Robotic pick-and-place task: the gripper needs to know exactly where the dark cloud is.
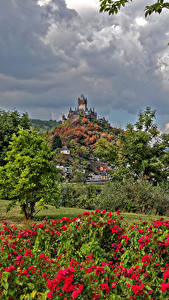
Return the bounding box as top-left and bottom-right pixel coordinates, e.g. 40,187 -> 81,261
0,0 -> 168,129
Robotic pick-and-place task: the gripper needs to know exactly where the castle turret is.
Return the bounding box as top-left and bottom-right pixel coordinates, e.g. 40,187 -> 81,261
78,94 -> 87,111
62,114 -> 67,123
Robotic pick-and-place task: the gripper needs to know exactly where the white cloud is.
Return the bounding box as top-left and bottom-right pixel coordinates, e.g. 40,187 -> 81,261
164,123 -> 169,133
135,17 -> 147,26
0,0 -> 169,128
37,0 -> 51,7
65,0 -> 99,12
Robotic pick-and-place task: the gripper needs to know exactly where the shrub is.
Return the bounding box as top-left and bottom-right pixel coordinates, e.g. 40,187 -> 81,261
0,211 -> 168,299
59,183 -> 102,209
97,178 -> 169,215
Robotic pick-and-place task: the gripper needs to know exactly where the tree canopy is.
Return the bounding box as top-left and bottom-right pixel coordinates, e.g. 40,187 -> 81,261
0,110 -> 30,166
99,0 -> 169,17
52,134 -> 62,150
0,128 -> 60,219
95,107 -> 169,184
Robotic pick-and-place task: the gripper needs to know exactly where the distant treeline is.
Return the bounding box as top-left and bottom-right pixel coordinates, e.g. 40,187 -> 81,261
31,119 -> 61,132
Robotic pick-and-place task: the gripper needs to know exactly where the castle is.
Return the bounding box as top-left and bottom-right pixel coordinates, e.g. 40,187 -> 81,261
62,95 -> 97,123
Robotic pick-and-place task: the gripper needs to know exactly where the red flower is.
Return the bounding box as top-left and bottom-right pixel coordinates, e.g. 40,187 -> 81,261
163,268 -> 169,280
100,283 -> 110,293
161,282 -> 169,292
131,284 -> 145,295
111,281 -> 116,288
71,285 -> 84,299
47,291 -> 53,299
4,265 -> 15,272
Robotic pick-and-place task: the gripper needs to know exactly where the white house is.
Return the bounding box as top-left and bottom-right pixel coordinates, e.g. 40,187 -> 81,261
60,146 -> 70,155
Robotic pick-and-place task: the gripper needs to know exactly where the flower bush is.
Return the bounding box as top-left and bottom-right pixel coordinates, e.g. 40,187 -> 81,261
0,211 -> 168,299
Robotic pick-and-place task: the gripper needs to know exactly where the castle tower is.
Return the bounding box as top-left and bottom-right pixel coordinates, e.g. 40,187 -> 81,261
62,114 -> 67,123
78,94 -> 87,111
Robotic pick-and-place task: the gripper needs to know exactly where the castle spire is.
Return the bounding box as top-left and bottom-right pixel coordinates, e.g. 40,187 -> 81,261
78,94 -> 87,111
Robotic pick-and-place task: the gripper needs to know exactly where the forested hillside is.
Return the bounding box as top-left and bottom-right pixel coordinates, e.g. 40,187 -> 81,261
31,119 -> 60,133
50,117 -> 121,151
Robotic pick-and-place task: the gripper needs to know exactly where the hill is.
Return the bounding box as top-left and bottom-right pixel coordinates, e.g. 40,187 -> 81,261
31,119 -> 60,133
49,117 -> 121,182
51,117 -> 120,150
47,95 -> 122,182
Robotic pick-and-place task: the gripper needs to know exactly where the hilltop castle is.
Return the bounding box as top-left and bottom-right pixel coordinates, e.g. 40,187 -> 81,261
62,95 -> 97,123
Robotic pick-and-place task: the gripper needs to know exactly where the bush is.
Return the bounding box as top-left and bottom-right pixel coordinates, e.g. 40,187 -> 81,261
59,179 -> 169,216
97,178 -> 169,215
0,211 -> 169,299
59,183 -> 102,209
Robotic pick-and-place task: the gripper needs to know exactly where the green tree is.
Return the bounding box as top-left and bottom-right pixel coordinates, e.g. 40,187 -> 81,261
99,0 -> 169,17
52,134 -> 62,150
70,159 -> 87,183
95,107 -> 169,184
97,178 -> 169,215
116,107 -> 169,182
79,146 -> 90,159
0,128 -> 60,219
0,110 -> 30,166
95,138 -> 117,165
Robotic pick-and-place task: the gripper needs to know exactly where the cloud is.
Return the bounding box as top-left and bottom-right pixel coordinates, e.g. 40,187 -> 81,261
164,123 -> 169,133
0,0 -> 169,128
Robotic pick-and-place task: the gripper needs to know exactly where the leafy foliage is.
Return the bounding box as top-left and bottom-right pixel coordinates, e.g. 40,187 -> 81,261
31,119 -> 60,133
95,138 -> 117,165
0,211 -> 168,299
50,117 -> 120,179
0,128 -> 60,219
0,110 -> 30,166
51,134 -> 62,150
95,107 -> 169,184
59,179 -> 169,216
59,183 -> 102,209
52,118 -> 119,152
97,178 -> 169,215
99,0 -> 169,17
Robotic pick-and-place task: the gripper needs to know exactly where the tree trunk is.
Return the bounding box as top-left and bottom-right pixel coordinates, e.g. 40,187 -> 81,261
21,203 -> 29,219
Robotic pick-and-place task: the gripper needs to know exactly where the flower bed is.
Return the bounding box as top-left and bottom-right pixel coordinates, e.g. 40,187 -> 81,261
0,210 -> 169,299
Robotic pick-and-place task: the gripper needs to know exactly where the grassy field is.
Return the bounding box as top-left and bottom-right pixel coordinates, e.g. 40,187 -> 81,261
0,200 -> 168,229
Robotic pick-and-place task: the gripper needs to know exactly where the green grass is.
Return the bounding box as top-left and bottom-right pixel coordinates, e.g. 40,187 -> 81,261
0,200 -> 168,229
0,200 -> 90,228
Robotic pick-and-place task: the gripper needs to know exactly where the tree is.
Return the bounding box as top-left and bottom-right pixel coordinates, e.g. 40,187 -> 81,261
97,178 -> 169,215
95,107 -> 169,184
99,0 -> 169,17
0,128 -> 60,219
95,138 -> 117,165
116,107 -> 169,183
52,134 -> 62,150
0,110 -> 30,166
70,159 -> 87,183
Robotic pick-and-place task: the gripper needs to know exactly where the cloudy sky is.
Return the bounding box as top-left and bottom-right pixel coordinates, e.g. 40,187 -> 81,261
0,0 -> 169,130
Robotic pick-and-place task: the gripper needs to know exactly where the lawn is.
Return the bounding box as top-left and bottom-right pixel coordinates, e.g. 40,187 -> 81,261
0,199 -> 168,229
0,200 -> 88,228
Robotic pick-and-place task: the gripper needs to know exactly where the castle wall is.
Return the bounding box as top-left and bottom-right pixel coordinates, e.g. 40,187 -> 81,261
62,95 -> 108,125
